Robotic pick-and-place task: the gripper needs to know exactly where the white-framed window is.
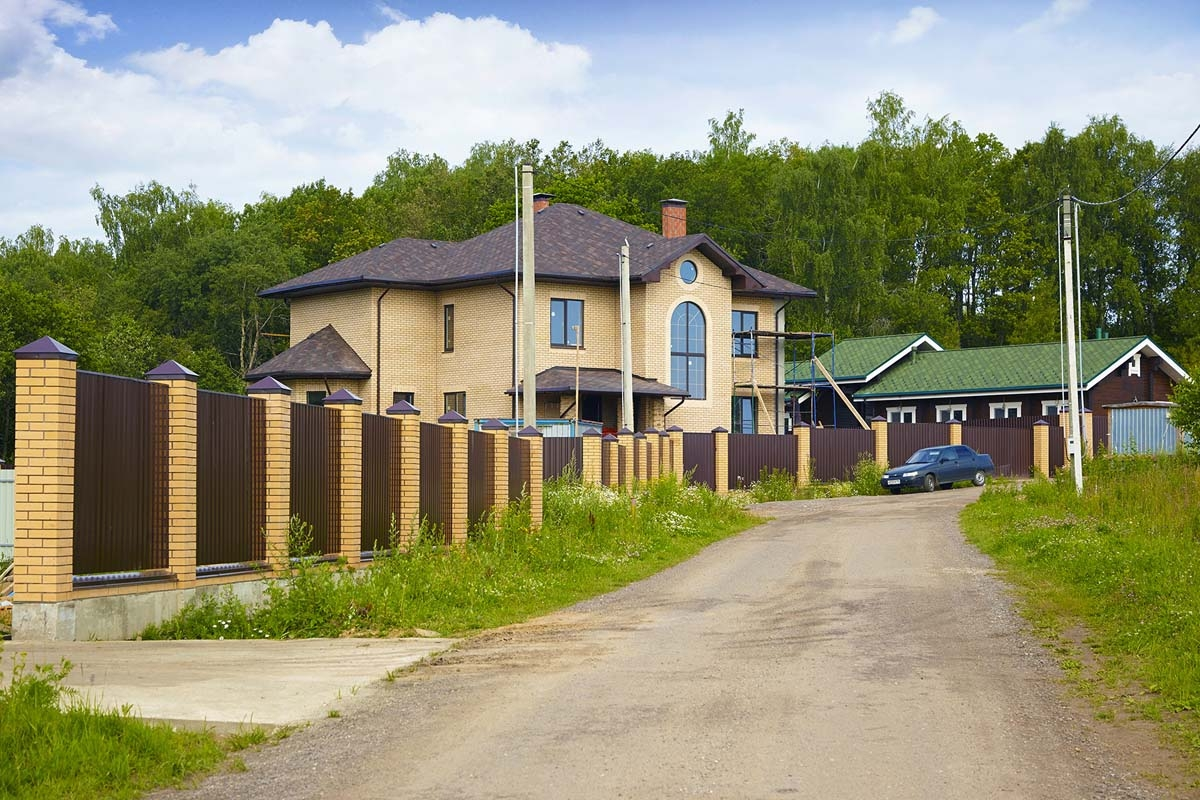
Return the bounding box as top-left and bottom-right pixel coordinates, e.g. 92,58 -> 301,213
1042,400 -> 1065,416
1128,353 -> 1141,377
989,401 -> 1021,419
886,405 -> 916,423
936,404 -> 967,422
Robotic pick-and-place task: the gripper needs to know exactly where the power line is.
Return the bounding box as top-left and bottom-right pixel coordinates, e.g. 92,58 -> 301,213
1072,119 -> 1200,207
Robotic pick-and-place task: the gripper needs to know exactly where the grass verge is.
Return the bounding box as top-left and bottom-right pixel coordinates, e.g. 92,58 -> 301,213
144,474 -> 757,640
961,453 -> 1200,766
743,456 -> 888,503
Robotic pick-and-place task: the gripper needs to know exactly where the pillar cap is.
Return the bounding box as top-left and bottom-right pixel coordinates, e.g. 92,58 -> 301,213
481,418 -> 508,431
1083,407 -> 1091,413
581,427 -> 602,437
871,416 -> 887,422
386,400 -> 420,415
145,359 -> 198,381
643,426 -> 659,435
323,388 -> 362,405
438,410 -> 468,424
247,376 -> 291,395
517,425 -> 542,437
633,432 -> 646,439
617,427 -> 633,436
666,425 -> 683,432
602,433 -> 618,441
1033,420 -> 1050,426
795,421 -> 810,428
658,430 -> 670,437
14,336 -> 78,361
711,426 -> 728,433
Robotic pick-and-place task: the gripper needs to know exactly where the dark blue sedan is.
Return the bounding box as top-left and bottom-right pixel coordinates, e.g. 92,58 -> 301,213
881,445 -> 995,493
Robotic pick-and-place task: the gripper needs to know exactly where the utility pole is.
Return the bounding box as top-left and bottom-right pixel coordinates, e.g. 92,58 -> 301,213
1060,192 -> 1084,494
521,165 -> 537,431
619,240 -> 634,429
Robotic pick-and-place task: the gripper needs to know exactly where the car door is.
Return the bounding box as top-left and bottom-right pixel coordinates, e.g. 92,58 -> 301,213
954,446 -> 975,481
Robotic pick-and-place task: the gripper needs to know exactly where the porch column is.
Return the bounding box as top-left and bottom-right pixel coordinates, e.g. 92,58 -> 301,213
324,389 -> 363,564
386,400 -> 421,548
871,416 -> 889,470
145,360 -> 199,588
713,426 -> 729,495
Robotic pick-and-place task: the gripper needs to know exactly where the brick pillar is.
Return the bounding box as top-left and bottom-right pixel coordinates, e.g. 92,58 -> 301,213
644,428 -> 659,481
324,389 -> 363,563
146,360 -> 199,588
633,433 -> 647,483
667,426 -> 684,481
871,416 -> 889,469
481,419 -> 510,509
248,377 -> 292,570
658,430 -> 671,479
518,426 -> 543,528
602,434 -> 619,487
617,427 -> 634,488
1058,411 -> 1071,465
1082,409 -> 1094,458
12,337 -> 78,605
386,400 -> 421,548
1033,420 -> 1050,477
580,428 -> 602,484
948,421 -> 963,446
439,410 -> 470,546
794,422 -> 811,487
713,426 -> 729,494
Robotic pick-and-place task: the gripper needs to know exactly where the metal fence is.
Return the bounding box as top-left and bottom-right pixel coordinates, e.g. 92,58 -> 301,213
962,426 -> 1032,477
73,372 -> 169,576
467,429 -> 494,525
682,432 -> 716,489
0,468 -> 13,560
1048,426 -> 1066,473
1109,405 -> 1181,455
196,391 -> 266,569
964,415 -> 1058,429
361,413 -> 402,553
728,433 -> 795,489
543,437 -> 581,480
509,436 -> 531,500
419,422 -> 449,536
1093,414 -> 1110,452
811,428 -> 874,482
290,403 -> 341,556
887,423 -> 949,463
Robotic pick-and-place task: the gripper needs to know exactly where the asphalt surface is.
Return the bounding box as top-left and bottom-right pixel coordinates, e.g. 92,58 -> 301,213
159,489 -> 1170,799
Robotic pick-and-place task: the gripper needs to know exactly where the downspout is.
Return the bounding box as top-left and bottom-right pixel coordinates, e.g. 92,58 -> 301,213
663,396 -> 686,420
375,288 -> 391,414
498,281 -> 517,421
775,299 -> 793,433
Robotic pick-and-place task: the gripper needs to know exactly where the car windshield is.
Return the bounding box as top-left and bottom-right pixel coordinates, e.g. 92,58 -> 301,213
905,448 -> 942,464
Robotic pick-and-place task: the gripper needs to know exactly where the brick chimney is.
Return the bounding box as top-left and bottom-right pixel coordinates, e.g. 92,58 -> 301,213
533,193 -> 554,213
661,199 -> 687,238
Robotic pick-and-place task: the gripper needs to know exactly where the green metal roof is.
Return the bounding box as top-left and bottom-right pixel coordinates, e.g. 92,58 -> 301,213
854,336 -> 1150,399
785,333 -> 937,383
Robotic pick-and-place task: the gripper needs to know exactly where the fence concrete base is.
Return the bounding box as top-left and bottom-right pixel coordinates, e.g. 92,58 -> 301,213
12,579 -> 270,642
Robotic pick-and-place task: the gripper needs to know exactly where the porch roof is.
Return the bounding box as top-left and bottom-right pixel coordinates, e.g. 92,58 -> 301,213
506,366 -> 689,398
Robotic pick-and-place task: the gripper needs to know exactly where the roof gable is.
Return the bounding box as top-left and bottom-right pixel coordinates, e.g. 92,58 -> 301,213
245,324 -> 371,380
785,333 -> 942,383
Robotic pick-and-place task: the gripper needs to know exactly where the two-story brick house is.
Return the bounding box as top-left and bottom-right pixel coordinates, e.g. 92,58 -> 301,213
248,197 -> 816,433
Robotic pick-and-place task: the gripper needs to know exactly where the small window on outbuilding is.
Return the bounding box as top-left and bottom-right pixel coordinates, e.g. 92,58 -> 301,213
989,402 -> 1021,419
887,406 -> 916,424
936,404 -> 966,422
1128,353 -> 1141,377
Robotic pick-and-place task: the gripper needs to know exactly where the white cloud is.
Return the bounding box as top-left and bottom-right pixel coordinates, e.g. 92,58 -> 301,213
1018,0 -> 1090,35
890,6 -> 943,44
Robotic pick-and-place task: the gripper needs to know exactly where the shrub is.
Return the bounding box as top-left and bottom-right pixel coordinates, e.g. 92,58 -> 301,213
850,456 -> 887,496
748,467 -> 797,502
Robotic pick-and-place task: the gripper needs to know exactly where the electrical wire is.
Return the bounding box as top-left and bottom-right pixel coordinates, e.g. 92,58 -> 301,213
1072,119 -> 1200,207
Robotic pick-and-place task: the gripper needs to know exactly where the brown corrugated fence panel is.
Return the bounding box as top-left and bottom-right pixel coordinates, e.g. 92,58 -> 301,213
73,372 -> 169,575
419,422 -> 447,532
887,423 -> 949,465
1093,415 -> 1110,452
543,437 -> 581,481
964,415 -> 1058,429
600,442 -> 611,485
810,428 -> 874,482
962,427 -> 1032,477
468,429 -> 493,525
508,436 -> 526,500
682,433 -> 715,490
728,433 -> 796,489
290,403 -> 340,556
360,413 -> 396,552
1048,426 -> 1066,474
197,391 -> 265,566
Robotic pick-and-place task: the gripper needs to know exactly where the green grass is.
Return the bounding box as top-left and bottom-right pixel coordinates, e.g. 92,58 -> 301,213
961,453 -> 1200,763
0,652 -> 227,800
144,474 -> 757,640
744,456 -> 888,503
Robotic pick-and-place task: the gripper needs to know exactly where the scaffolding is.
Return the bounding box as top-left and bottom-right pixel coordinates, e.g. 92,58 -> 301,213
731,329 -> 870,432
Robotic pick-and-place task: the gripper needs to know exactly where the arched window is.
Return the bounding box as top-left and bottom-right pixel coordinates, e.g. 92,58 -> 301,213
670,302 -> 706,400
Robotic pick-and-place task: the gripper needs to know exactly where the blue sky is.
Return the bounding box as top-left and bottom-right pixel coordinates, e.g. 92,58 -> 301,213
2,0 -> 1197,241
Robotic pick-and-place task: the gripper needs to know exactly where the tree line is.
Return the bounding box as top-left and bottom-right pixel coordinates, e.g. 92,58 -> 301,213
1,92 -> 1198,460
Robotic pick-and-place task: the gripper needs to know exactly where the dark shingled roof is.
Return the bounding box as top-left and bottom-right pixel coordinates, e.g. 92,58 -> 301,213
245,325 -> 371,380
505,366 -> 689,398
262,203 -> 816,300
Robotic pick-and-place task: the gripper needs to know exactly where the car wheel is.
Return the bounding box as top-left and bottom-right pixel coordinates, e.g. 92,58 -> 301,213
890,488 -> 901,495
923,473 -> 937,492
972,469 -> 986,487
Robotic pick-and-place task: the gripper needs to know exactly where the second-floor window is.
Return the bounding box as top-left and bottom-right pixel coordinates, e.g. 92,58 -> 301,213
443,304 -> 454,352
550,298 -> 583,347
732,310 -> 757,357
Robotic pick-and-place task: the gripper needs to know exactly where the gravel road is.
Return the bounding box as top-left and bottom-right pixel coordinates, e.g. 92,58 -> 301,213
161,489 -> 1173,799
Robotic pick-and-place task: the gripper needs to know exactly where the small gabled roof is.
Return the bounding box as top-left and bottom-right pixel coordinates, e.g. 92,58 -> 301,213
261,203 -> 815,300
854,336 -> 1189,400
505,366 -> 689,398
245,324 -> 371,380
785,333 -> 942,384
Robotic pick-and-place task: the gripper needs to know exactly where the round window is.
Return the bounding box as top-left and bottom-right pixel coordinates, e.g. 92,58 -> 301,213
679,259 -> 698,284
